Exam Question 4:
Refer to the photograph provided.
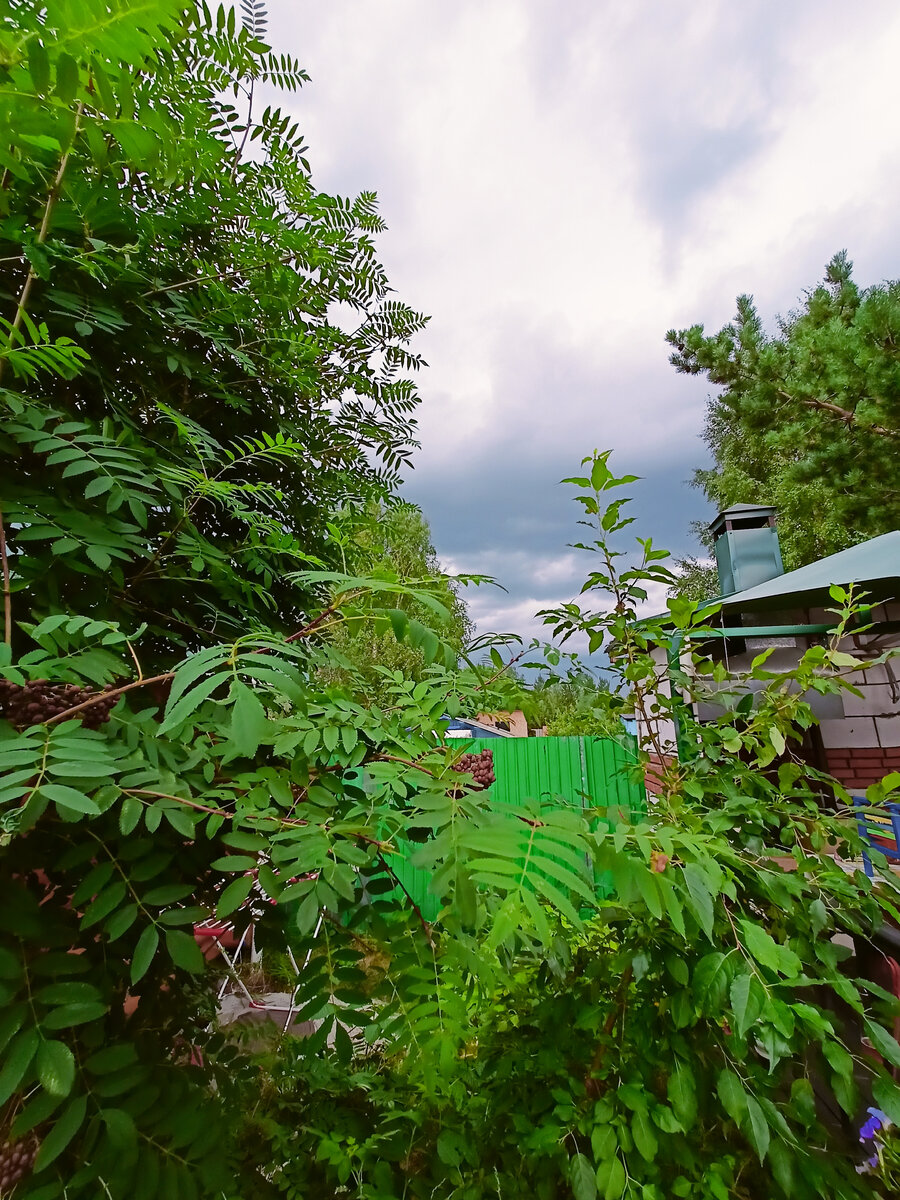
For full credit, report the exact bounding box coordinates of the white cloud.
[264,0,900,637]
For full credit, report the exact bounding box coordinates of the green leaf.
[38,784,100,816]
[33,1094,87,1171]
[635,867,663,918]
[34,982,101,1006]
[10,1088,63,1138]
[809,897,828,936]
[741,921,780,973]
[864,1019,900,1068]
[165,929,205,974]
[119,795,142,835]
[693,951,729,1014]
[54,52,79,102]
[230,680,267,757]
[631,1108,658,1161]
[667,1065,697,1129]
[27,40,51,93]
[130,925,159,985]
[0,945,22,980]
[0,1005,25,1054]
[142,884,195,905]
[599,1154,626,1200]
[209,855,257,873]
[80,880,127,929]
[159,669,231,734]
[591,1124,617,1160]
[745,1094,770,1163]
[216,874,254,918]
[873,1073,900,1125]
[102,1106,137,1151]
[105,903,139,941]
[37,1041,76,1097]
[823,1038,853,1076]
[0,1028,40,1105]
[42,1002,107,1029]
[682,864,715,941]
[569,1152,597,1200]
[716,1070,747,1125]
[85,1044,138,1075]
[86,544,111,570]
[164,806,196,838]
[730,972,766,1036]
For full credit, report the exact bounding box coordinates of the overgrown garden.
[2,4,900,1198]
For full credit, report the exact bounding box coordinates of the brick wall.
[825,747,900,792]
[645,753,676,797]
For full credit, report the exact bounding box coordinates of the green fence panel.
[389,735,646,920]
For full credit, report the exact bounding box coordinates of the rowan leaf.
[165,929,205,974]
[37,1040,76,1097]
[33,1094,87,1171]
[130,925,159,985]
[0,1028,40,1105]
[230,680,267,756]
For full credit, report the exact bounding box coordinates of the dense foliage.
[320,501,474,705]
[507,668,613,737]
[668,553,719,603]
[237,455,900,1200]
[3,5,900,1199]
[0,6,631,1195]
[1,0,428,656]
[668,252,900,569]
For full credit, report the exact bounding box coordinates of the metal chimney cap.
[709,503,778,539]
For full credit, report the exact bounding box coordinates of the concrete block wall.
[639,610,900,793]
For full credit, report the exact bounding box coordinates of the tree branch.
[371,752,437,778]
[0,101,85,383]
[44,672,173,726]
[472,646,528,692]
[231,77,254,181]
[0,508,11,646]
[377,851,434,946]
[139,254,292,299]
[775,386,897,439]
[124,788,390,850]
[286,595,349,643]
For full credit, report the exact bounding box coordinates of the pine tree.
[668,252,900,568]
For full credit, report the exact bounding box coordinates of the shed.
[642,509,900,793]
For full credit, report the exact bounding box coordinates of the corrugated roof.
[719,530,900,613]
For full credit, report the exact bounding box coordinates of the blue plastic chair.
[853,795,900,878]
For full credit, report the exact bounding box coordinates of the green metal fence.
[391,735,646,920]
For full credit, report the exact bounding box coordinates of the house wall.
[475,709,529,737]
[637,602,900,793]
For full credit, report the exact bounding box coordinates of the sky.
[266,0,900,644]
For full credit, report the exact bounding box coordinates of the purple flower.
[859,1107,890,1142]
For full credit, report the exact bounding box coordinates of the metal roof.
[443,716,512,738]
[718,530,900,613]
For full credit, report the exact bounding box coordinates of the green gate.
[391,735,646,920]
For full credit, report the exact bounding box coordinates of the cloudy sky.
[267,0,900,642]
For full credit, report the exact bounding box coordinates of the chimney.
[709,504,783,596]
